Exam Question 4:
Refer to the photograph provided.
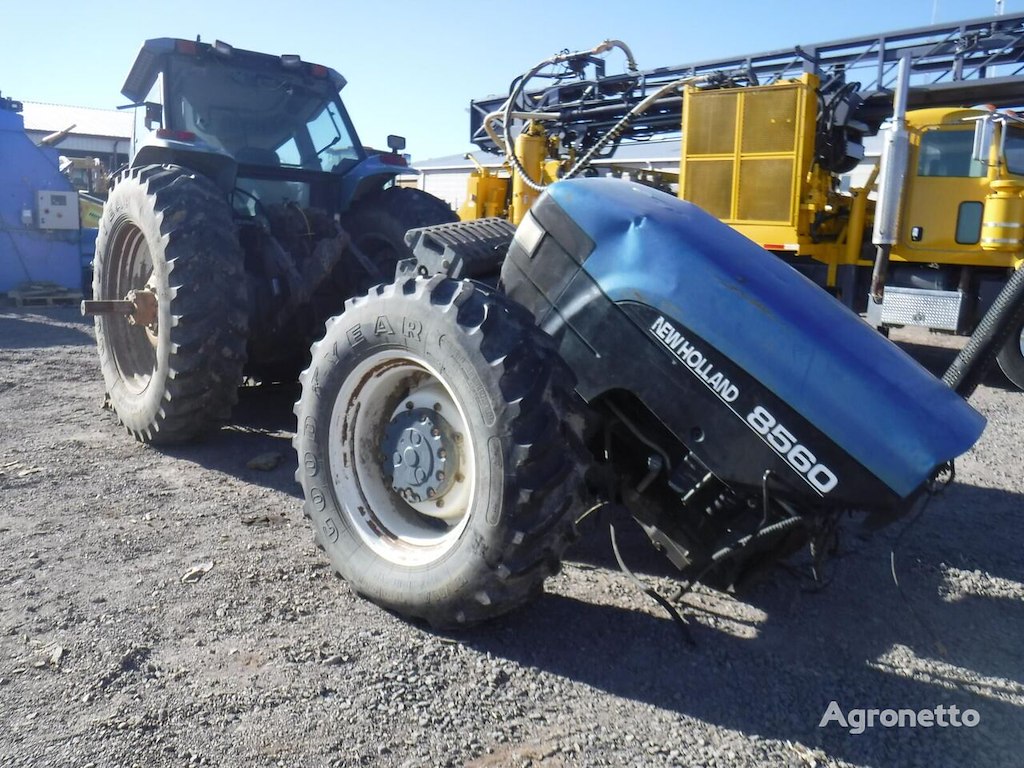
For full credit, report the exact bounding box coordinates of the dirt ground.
[0,304,1021,768]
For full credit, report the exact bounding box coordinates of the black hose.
[669,514,805,605]
[564,111,638,180]
[943,264,1024,398]
[708,514,803,564]
[502,61,552,194]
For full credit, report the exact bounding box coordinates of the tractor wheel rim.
[327,350,476,566]
[105,221,158,395]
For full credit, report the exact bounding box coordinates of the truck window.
[916,129,985,178]
[1004,125,1024,175]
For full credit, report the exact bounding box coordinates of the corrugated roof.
[20,101,132,139]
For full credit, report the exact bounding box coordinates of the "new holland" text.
[650,316,739,403]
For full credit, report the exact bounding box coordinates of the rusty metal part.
[81,289,158,327]
[81,299,134,315]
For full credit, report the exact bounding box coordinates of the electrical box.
[36,190,79,230]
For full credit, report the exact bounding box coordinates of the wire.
[609,522,695,646]
[887,492,949,656]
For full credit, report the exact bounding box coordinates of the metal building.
[20,101,132,169]
[406,138,684,212]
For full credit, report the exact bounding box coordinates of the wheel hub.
[383,408,460,504]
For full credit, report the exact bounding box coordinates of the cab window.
[1004,126,1024,175]
[917,129,985,178]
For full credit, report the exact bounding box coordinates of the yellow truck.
[678,75,1024,389]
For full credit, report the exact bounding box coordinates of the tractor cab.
[119,38,409,213]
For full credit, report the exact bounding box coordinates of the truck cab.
[869,107,1024,341]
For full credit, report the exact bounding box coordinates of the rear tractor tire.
[996,314,1024,390]
[294,276,583,628]
[92,164,248,444]
[339,187,457,292]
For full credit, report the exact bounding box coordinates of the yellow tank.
[981,179,1024,253]
[511,126,547,225]
[459,169,509,220]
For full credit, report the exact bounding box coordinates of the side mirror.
[387,134,406,153]
[144,102,163,131]
[972,115,995,164]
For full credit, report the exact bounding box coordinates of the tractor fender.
[132,136,237,192]
[338,156,418,209]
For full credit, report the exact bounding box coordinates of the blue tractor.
[84,38,455,443]
[293,177,1021,628]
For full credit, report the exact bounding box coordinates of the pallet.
[8,283,82,308]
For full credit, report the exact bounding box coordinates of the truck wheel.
[93,164,248,444]
[996,316,1024,389]
[339,187,456,291]
[294,276,583,627]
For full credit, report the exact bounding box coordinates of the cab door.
[900,126,989,258]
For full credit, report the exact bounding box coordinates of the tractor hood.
[518,178,985,499]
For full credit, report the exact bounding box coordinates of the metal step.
[403,218,517,280]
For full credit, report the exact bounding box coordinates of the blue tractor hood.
[542,178,984,499]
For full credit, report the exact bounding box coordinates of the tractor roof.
[121,38,346,103]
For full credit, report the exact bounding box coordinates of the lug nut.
[433,402,442,411]
[436,471,445,481]
[405,401,413,410]
[427,488,435,498]
[431,428,440,437]
[438,449,446,459]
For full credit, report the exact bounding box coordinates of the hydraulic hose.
[668,514,805,606]
[564,76,695,181]
[593,39,638,73]
[943,264,1024,398]
[500,40,641,193]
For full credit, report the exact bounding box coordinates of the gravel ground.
[0,305,1021,768]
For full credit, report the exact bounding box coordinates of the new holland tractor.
[289,34,1024,629]
[87,38,1023,633]
[288,30,1024,630]
[83,38,455,443]
[293,175,1024,628]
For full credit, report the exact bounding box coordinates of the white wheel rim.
[327,349,477,567]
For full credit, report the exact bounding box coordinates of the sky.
[1,0,1022,161]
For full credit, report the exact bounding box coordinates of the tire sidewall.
[93,171,173,430]
[996,315,1024,389]
[298,287,515,611]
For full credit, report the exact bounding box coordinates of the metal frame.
[471,13,1024,153]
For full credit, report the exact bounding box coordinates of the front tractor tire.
[294,277,582,628]
[93,165,248,444]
